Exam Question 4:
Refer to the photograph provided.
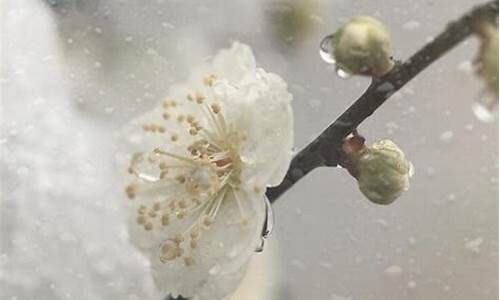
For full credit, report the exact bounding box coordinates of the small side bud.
[332,16,394,77]
[343,138,413,205]
[475,18,499,96]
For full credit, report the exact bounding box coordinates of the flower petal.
[132,187,266,299]
[214,69,294,187]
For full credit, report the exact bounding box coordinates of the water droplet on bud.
[320,34,352,79]
[319,34,336,64]
[472,96,497,123]
[335,66,352,79]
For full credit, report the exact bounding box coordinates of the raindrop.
[439,130,454,142]
[335,66,352,79]
[384,265,403,276]
[255,196,274,253]
[464,237,483,253]
[407,281,417,289]
[402,20,421,30]
[319,34,336,64]
[472,98,496,123]
[208,264,221,275]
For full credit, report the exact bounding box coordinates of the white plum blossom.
[118,42,294,299]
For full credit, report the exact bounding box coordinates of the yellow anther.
[195,92,205,103]
[176,210,186,219]
[184,256,195,267]
[168,201,176,210]
[125,184,136,199]
[161,214,170,226]
[202,215,213,227]
[211,103,221,114]
[136,215,146,225]
[174,234,185,243]
[203,74,217,86]
[176,175,186,184]
[190,228,200,239]
[138,205,147,214]
[144,223,153,231]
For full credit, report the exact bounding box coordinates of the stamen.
[184,257,195,267]
[136,215,146,224]
[211,103,221,114]
[203,74,217,86]
[144,222,153,231]
[231,188,247,221]
[195,92,205,104]
[153,148,197,165]
[126,184,137,199]
[159,239,181,262]
[161,214,170,226]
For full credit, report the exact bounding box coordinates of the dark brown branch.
[266,0,499,203]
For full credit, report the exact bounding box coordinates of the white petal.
[216,69,294,187]
[211,42,257,83]
[147,189,266,299]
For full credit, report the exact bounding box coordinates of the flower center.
[125,74,250,266]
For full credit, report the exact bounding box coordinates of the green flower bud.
[333,16,394,77]
[349,139,413,205]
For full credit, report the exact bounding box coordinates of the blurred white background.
[1,0,498,299]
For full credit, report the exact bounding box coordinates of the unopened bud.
[333,16,394,77]
[475,19,499,96]
[346,139,413,205]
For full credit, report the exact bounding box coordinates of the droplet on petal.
[255,196,274,253]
